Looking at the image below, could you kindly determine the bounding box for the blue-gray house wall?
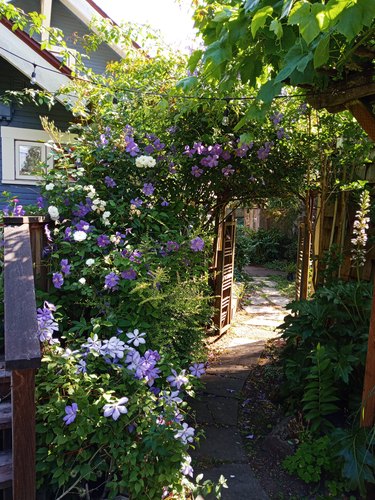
[0,58,73,206]
[10,0,121,74]
[1,1,122,207]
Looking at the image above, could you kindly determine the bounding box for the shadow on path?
[190,267,290,499]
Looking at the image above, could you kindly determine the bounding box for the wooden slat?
[12,369,36,499]
[4,224,41,370]
[0,403,12,430]
[0,451,12,488]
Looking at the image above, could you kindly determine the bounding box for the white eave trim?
[0,23,73,105]
[60,0,127,59]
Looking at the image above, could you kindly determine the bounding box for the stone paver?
[198,464,270,500]
[243,317,283,328]
[190,267,290,499]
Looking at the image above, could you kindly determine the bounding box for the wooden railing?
[3,216,45,500]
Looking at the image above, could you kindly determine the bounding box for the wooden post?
[361,274,375,427]
[4,221,41,499]
[12,369,36,500]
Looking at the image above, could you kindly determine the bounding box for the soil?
[237,338,324,500]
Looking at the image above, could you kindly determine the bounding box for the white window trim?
[1,126,73,185]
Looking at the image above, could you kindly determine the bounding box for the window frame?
[1,127,54,185]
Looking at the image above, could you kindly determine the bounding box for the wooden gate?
[211,208,236,334]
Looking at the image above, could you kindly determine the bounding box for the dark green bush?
[235,226,296,270]
[280,280,372,419]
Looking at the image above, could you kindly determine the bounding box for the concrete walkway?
[190,267,290,499]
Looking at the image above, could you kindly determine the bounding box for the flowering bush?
[33,121,218,498]
[36,304,208,498]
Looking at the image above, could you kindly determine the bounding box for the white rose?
[73,230,87,242]
[78,278,86,285]
[45,183,55,191]
[48,206,59,221]
[86,258,95,266]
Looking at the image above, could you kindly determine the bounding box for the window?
[1,127,54,185]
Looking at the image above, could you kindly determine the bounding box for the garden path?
[191,266,290,500]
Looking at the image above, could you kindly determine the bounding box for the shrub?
[280,280,372,418]
[235,226,296,270]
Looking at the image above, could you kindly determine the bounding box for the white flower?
[84,185,96,198]
[86,258,95,266]
[73,230,87,242]
[82,334,102,353]
[100,336,126,359]
[103,211,111,219]
[45,183,55,191]
[48,206,59,221]
[135,155,156,168]
[126,329,146,347]
[78,277,86,285]
[103,397,129,421]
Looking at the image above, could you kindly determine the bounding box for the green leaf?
[313,35,330,68]
[251,6,273,38]
[244,0,261,13]
[288,1,310,26]
[335,4,364,41]
[213,9,233,23]
[257,79,282,103]
[188,50,203,72]
[203,40,232,66]
[281,0,294,19]
[176,76,198,92]
[300,16,320,44]
[274,43,306,83]
[270,19,283,39]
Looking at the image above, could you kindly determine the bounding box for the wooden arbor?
[308,78,375,427]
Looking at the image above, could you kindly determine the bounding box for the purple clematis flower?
[97,234,110,248]
[104,176,116,188]
[63,403,78,425]
[142,183,155,196]
[52,272,64,288]
[190,237,204,252]
[189,363,206,378]
[105,272,120,290]
[121,269,137,280]
[191,165,203,177]
[60,259,71,275]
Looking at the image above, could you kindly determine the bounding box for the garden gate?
[211,208,236,334]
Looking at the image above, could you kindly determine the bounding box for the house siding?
[10,0,121,74]
[0,58,72,207]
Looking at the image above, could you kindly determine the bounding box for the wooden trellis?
[211,208,236,334]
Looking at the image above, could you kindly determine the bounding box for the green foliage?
[280,280,372,414]
[302,344,339,433]
[235,227,296,270]
[283,435,338,483]
[332,426,375,497]
[36,341,204,499]
[191,0,375,119]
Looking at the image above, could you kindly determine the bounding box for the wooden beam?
[12,369,36,500]
[4,224,41,370]
[307,72,375,113]
[361,274,375,427]
[346,100,375,142]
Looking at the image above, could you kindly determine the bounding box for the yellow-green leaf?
[251,6,273,38]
